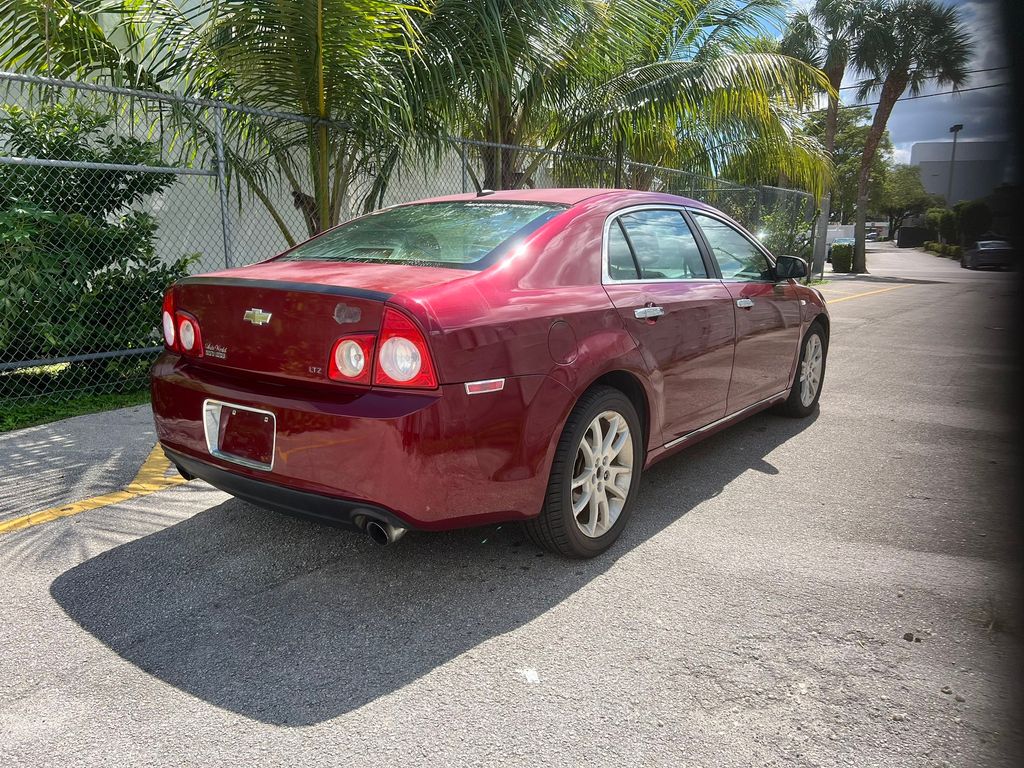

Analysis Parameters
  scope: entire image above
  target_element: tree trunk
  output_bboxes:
[854,76,905,273]
[811,66,845,276]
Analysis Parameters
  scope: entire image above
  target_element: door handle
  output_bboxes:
[634,305,665,319]
[735,298,754,309]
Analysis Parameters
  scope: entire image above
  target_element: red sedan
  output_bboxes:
[152,189,829,557]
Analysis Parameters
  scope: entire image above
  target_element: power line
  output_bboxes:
[803,81,1011,113]
[838,81,1010,109]
[837,65,1009,90]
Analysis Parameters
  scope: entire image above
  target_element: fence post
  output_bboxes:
[754,186,763,232]
[460,140,468,193]
[213,106,234,268]
[614,138,623,188]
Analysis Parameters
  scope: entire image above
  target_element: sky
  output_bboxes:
[787,0,1013,164]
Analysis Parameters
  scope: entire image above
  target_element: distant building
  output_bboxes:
[909,140,1013,205]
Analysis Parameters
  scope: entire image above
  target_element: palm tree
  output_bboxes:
[780,0,866,273]
[1,0,833,238]
[417,0,831,194]
[1,0,430,242]
[849,0,970,272]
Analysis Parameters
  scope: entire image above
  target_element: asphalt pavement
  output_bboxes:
[0,243,1021,767]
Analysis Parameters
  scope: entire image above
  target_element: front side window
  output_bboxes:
[692,213,773,282]
[614,209,708,280]
[280,202,565,269]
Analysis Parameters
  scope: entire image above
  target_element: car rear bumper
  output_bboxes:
[164,446,407,531]
[974,254,1013,268]
[151,353,575,530]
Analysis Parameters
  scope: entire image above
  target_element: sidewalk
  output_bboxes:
[0,405,157,521]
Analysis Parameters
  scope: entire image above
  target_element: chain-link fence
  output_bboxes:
[0,71,815,406]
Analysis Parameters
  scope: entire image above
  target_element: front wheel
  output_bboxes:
[777,323,827,418]
[524,386,643,558]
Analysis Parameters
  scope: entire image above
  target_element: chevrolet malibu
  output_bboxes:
[152,189,829,558]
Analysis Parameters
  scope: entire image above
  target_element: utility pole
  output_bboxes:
[946,123,963,205]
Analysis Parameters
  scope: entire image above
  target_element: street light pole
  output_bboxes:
[946,123,963,205]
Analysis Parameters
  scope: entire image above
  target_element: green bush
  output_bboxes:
[0,103,194,369]
[926,207,958,244]
[953,199,991,245]
[830,243,853,272]
[947,244,962,259]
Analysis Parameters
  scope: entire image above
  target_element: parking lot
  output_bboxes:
[1,243,1020,767]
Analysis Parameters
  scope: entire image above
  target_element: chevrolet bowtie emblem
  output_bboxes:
[243,308,272,326]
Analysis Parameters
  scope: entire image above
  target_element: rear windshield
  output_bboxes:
[279,201,565,269]
[978,240,1011,249]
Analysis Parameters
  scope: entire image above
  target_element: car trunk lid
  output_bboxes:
[173,261,470,385]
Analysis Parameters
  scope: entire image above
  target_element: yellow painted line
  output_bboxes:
[0,444,187,536]
[826,284,911,303]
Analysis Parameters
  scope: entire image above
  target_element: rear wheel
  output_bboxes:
[777,323,827,418]
[524,386,642,558]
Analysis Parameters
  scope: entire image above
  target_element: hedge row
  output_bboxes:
[923,241,962,259]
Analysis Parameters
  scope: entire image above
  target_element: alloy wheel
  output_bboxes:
[570,410,634,538]
[799,334,824,407]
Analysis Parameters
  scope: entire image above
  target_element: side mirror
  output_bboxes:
[775,255,808,280]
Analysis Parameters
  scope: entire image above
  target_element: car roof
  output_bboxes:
[411,187,713,209]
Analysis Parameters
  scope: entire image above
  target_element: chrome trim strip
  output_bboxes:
[662,390,790,449]
[202,398,277,472]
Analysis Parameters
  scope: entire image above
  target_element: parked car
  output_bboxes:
[960,239,1016,270]
[865,231,879,241]
[152,189,829,558]
[827,236,855,263]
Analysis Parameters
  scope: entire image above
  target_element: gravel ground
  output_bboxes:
[0,243,1020,767]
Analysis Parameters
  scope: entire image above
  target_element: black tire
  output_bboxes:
[524,386,643,558]
[776,322,827,418]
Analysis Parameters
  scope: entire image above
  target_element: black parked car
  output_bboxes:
[961,239,1016,270]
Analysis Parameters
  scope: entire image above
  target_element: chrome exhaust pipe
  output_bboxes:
[365,519,407,546]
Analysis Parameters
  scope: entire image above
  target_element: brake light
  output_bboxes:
[175,311,203,357]
[373,308,438,389]
[328,334,375,385]
[162,290,176,350]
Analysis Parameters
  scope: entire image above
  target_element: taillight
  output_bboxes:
[328,334,375,385]
[373,308,438,389]
[175,311,203,357]
[162,290,176,350]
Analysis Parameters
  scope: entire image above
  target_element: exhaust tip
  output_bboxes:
[366,520,390,546]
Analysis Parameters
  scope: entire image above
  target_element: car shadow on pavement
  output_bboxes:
[50,410,816,726]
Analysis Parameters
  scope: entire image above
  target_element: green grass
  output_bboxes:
[0,388,150,432]
[806,278,830,286]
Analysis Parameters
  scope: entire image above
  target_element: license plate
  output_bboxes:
[202,399,276,471]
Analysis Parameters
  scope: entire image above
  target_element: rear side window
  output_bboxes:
[280,202,565,269]
[607,221,640,279]
[614,209,708,280]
